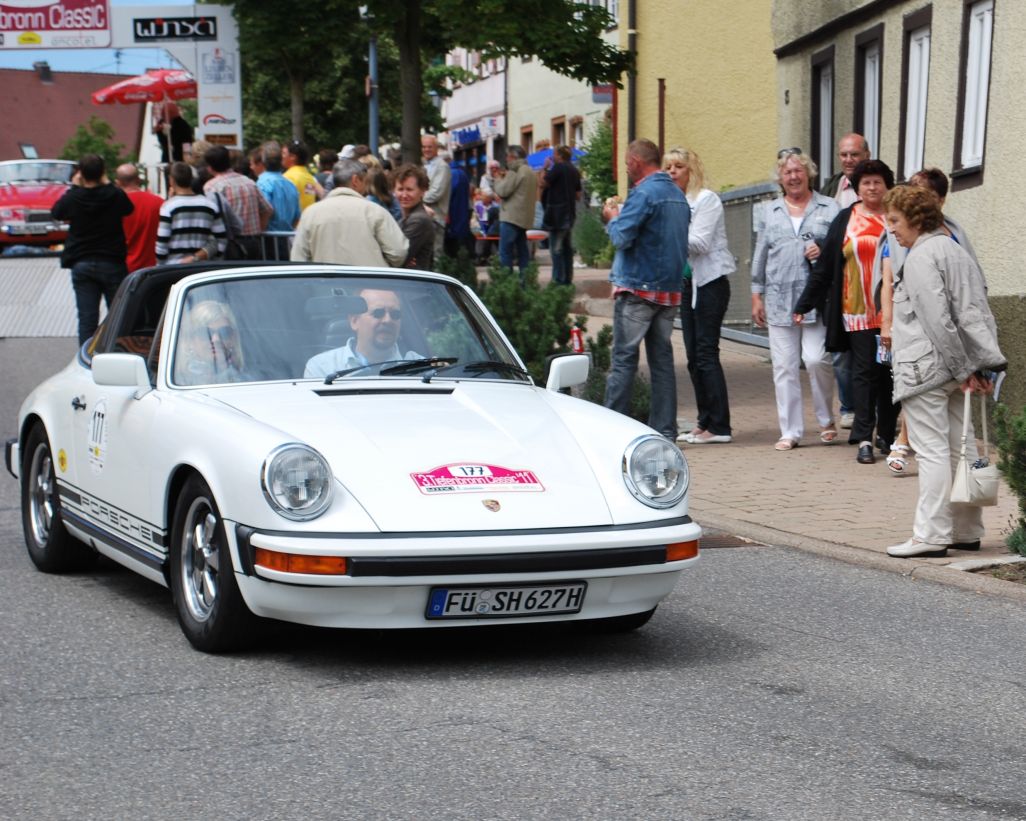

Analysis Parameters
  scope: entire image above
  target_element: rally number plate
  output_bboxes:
[426,582,587,620]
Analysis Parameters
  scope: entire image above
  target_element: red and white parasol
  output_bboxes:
[91,69,197,106]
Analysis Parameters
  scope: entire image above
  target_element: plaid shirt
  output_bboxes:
[204,171,271,236]
[613,286,682,307]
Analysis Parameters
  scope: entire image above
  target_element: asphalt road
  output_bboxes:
[3,338,1026,821]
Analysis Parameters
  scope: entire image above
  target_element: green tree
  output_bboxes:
[59,116,129,171]
[578,114,616,202]
[363,0,632,162]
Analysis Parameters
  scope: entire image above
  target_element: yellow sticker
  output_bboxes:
[57,449,68,472]
[18,33,42,45]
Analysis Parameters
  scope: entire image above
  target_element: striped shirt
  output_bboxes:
[156,193,227,263]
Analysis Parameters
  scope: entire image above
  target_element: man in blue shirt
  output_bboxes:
[251,140,301,260]
[602,138,690,440]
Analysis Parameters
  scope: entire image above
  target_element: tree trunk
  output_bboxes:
[288,70,305,142]
[394,0,422,164]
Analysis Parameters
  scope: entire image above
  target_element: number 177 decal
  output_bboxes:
[411,463,544,495]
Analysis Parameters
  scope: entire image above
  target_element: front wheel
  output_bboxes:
[169,475,257,652]
[21,424,93,572]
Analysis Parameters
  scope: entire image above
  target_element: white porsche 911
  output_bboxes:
[5,263,700,652]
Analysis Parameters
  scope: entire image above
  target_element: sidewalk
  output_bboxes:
[544,257,1025,598]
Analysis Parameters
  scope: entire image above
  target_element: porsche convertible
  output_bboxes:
[6,263,700,652]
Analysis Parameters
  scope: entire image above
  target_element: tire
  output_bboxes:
[21,424,94,572]
[584,607,657,634]
[169,475,257,652]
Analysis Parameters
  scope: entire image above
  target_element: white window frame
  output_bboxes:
[903,25,931,176]
[861,42,881,157]
[960,0,994,168]
[816,63,834,179]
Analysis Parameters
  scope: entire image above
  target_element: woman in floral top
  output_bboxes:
[795,159,897,466]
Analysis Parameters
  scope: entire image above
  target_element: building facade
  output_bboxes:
[773,0,1024,411]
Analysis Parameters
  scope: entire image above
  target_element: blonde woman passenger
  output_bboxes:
[665,147,735,444]
[751,150,839,450]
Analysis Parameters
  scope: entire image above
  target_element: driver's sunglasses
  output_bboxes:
[777,146,802,158]
[368,308,402,321]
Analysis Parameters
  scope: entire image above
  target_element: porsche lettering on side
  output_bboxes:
[5,262,700,652]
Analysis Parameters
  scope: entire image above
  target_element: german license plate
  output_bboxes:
[426,582,587,620]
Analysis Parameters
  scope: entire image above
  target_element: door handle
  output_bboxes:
[71,396,87,411]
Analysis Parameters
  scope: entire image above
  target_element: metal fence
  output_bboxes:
[718,181,779,348]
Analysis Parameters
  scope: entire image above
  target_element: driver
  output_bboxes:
[174,299,248,385]
[305,288,420,378]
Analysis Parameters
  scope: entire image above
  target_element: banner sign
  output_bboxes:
[132,16,216,42]
[0,0,111,48]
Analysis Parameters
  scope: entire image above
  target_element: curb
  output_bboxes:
[696,509,1026,604]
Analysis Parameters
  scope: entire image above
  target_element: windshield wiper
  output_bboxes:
[379,357,458,377]
[424,360,532,383]
[323,359,409,384]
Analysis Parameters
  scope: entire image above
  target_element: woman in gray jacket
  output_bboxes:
[883,185,1006,559]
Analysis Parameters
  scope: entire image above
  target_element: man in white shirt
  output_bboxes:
[304,288,420,378]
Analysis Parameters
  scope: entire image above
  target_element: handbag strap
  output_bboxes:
[961,389,990,462]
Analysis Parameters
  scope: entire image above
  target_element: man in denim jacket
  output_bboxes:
[602,139,691,439]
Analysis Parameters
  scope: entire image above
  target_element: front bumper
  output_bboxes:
[227,516,702,629]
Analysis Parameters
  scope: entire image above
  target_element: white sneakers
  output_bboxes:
[886,538,948,558]
[839,411,855,429]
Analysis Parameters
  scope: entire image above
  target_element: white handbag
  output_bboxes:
[950,390,1000,506]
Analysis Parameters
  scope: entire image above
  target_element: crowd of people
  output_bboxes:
[600,134,1005,560]
[53,135,585,346]
[51,127,1005,561]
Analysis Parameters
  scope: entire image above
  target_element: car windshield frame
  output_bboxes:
[0,160,75,186]
[165,270,529,388]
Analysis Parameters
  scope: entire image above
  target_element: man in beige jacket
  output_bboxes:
[291,159,408,267]
[492,145,538,277]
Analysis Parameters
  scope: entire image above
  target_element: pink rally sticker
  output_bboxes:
[411,463,545,495]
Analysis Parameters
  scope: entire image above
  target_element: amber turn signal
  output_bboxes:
[254,547,348,575]
[666,540,699,562]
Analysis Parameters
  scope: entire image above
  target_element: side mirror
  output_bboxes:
[545,353,589,391]
[92,353,152,398]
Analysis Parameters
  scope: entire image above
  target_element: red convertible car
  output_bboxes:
[0,160,76,247]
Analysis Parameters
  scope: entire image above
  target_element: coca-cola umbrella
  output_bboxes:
[92,69,198,162]
[91,68,197,105]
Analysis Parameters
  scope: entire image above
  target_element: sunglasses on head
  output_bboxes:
[777,146,802,159]
[368,307,402,320]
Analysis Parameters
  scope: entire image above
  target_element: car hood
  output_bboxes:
[0,182,68,210]
[218,381,615,531]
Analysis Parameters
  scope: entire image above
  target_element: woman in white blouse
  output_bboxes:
[664,147,736,444]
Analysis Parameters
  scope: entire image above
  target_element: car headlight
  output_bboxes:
[622,435,689,508]
[261,444,334,520]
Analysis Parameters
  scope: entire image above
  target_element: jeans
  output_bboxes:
[70,259,128,344]
[499,221,529,276]
[833,350,854,413]
[604,292,678,438]
[848,328,899,445]
[680,276,731,435]
[548,227,574,285]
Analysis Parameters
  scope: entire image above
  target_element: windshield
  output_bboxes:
[170,273,527,387]
[0,161,75,185]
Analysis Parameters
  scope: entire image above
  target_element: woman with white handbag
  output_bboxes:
[882,185,1006,559]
